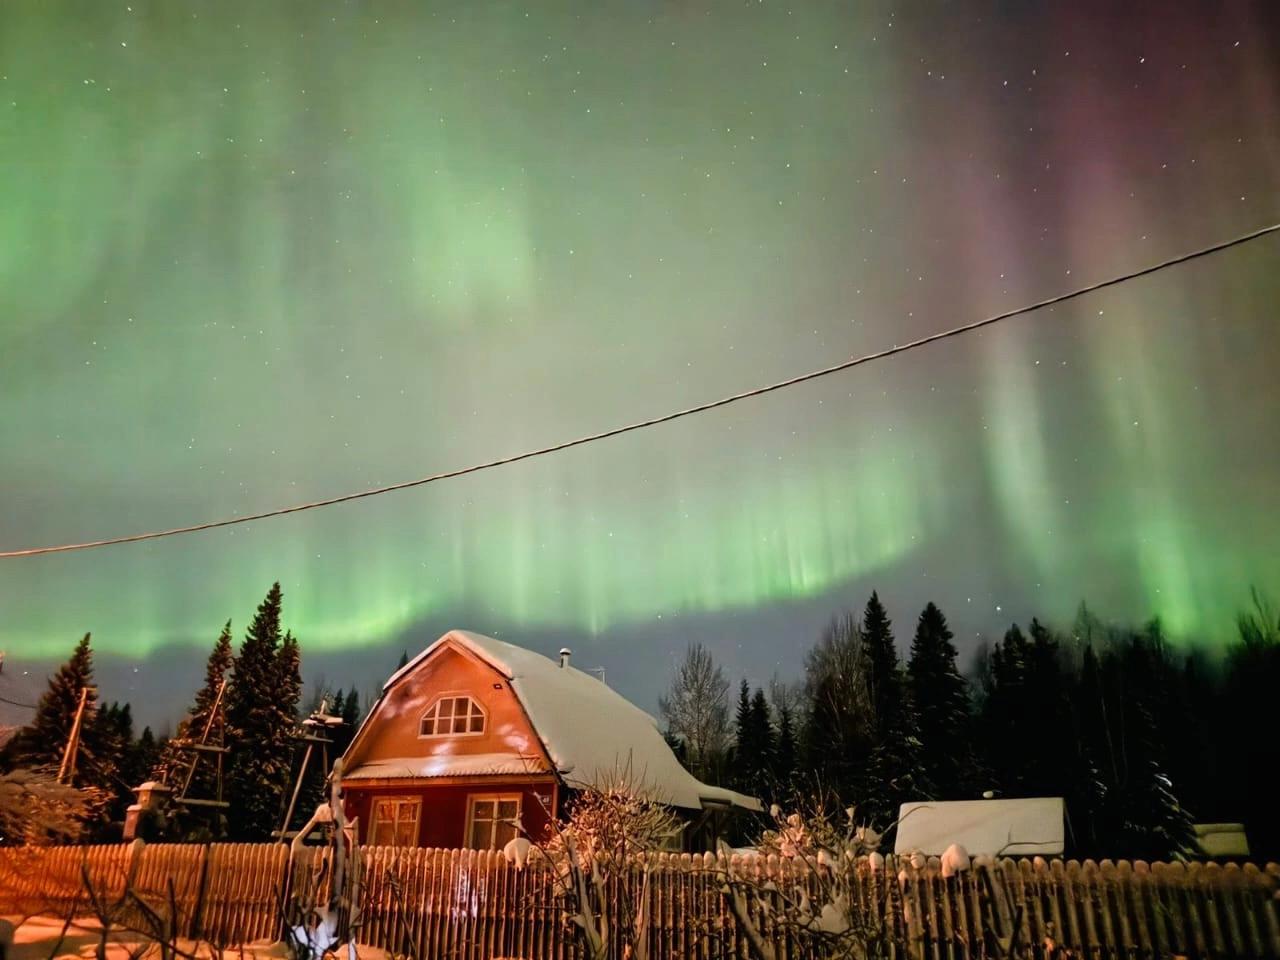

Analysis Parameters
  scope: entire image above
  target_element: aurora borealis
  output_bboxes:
[3,2,1279,729]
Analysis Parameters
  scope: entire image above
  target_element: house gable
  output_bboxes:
[344,639,552,777]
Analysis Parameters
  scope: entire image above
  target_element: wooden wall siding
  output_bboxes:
[1,845,1278,959]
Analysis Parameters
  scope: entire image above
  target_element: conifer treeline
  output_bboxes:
[0,583,367,842]
[662,591,1280,861]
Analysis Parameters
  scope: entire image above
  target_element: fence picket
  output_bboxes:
[2,844,1278,958]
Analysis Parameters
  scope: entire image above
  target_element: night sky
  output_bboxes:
[3,2,1279,732]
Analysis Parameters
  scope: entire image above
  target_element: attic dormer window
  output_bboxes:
[420,695,485,737]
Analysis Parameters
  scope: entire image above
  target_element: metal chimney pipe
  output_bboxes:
[559,647,571,669]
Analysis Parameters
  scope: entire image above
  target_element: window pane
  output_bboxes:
[372,801,394,846]
[468,714,484,733]
[420,717,435,735]
[498,800,518,819]
[495,819,517,847]
[438,698,454,719]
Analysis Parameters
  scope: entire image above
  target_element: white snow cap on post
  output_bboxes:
[559,647,571,668]
[940,843,971,877]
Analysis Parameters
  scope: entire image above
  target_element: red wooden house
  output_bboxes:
[339,630,759,850]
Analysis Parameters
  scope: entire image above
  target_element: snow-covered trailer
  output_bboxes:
[894,797,1065,857]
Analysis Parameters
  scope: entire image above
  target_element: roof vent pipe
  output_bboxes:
[559,647,571,669]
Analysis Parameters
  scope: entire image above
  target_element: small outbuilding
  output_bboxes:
[894,797,1065,857]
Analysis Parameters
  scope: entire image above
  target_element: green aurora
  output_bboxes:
[3,2,1280,671]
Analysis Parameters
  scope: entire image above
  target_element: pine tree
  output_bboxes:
[907,602,975,798]
[732,685,775,793]
[226,583,297,840]
[981,624,1031,794]
[854,593,932,824]
[155,621,234,794]
[277,631,303,721]
[863,694,933,828]
[732,680,752,787]
[89,702,133,831]
[327,688,363,764]
[861,592,899,737]
[773,702,797,791]
[6,634,100,778]
[328,689,351,759]
[277,630,319,832]
[130,727,161,789]
[748,687,775,789]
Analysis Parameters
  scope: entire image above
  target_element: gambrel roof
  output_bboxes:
[349,629,761,813]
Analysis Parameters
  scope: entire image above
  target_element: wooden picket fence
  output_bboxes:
[1,843,1278,958]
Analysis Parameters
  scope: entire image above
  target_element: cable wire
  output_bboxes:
[0,693,38,710]
[3,220,1277,560]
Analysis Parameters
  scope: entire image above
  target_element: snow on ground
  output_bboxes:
[1,915,390,960]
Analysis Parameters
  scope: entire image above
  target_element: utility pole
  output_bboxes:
[57,686,91,784]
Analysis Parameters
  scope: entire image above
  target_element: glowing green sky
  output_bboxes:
[2,3,1279,723]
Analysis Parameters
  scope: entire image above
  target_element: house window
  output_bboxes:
[466,794,521,850]
[420,695,486,737]
[370,796,421,847]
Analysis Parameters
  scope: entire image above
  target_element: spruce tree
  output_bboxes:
[337,690,361,758]
[773,702,797,793]
[277,630,319,832]
[1022,619,1078,801]
[130,727,161,789]
[907,602,975,798]
[226,583,297,840]
[89,702,133,830]
[740,687,775,794]
[864,693,933,827]
[155,621,234,793]
[277,631,303,721]
[732,680,752,788]
[861,592,899,736]
[7,634,100,776]
[856,593,932,825]
[341,690,361,727]
[981,624,1031,794]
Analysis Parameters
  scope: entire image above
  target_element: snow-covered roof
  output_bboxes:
[382,630,762,813]
[345,753,553,780]
[894,798,1064,856]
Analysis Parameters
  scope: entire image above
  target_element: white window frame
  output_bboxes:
[369,795,422,848]
[465,793,522,850]
[418,693,487,739]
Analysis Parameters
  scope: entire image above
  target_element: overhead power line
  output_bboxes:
[0,693,37,710]
[2,220,1277,560]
